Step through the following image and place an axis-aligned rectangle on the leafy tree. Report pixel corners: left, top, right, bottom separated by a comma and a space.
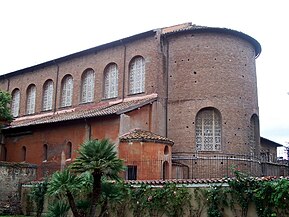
70, 139, 125, 217
29, 180, 48, 217
47, 169, 84, 217
0, 90, 13, 124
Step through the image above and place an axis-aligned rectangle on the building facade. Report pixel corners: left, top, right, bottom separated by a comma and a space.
1, 22, 279, 180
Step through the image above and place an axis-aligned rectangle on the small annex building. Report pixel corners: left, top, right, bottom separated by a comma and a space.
0, 22, 287, 180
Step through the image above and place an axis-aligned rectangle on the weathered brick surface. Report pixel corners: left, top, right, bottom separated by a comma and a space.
0, 26, 262, 179
0, 162, 36, 215
166, 32, 259, 155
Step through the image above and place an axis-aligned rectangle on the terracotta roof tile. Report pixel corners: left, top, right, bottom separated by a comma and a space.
5, 95, 157, 129
119, 128, 174, 145
125, 176, 288, 186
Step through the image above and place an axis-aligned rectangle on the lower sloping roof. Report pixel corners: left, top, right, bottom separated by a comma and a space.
4, 94, 157, 130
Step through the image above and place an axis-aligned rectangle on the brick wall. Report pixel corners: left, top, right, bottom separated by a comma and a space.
165, 32, 260, 155
0, 161, 36, 215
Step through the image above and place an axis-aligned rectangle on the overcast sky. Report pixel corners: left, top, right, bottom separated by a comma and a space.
0, 0, 288, 148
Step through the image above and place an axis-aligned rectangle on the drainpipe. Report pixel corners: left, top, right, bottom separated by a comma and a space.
53, 60, 59, 113
161, 36, 169, 137
6, 77, 10, 92
121, 40, 127, 101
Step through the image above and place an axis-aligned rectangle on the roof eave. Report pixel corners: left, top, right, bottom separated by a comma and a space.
162, 27, 261, 58
0, 29, 157, 79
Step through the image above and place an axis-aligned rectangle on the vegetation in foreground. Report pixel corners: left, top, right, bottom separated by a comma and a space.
28, 139, 289, 217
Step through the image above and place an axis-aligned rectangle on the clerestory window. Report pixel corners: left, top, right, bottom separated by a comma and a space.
11, 88, 20, 117
129, 56, 145, 94
42, 80, 54, 111
26, 84, 36, 115
104, 63, 118, 99
61, 75, 73, 107
81, 69, 95, 103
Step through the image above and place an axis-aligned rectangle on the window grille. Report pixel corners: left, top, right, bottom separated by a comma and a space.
249, 115, 259, 155
129, 57, 145, 94
42, 80, 53, 111
11, 89, 20, 117
196, 108, 221, 151
81, 69, 95, 103
61, 75, 73, 107
26, 85, 36, 115
104, 64, 118, 99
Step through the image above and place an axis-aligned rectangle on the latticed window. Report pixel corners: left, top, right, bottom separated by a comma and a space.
195, 108, 221, 151
42, 80, 54, 111
104, 63, 118, 99
11, 89, 20, 117
81, 69, 95, 103
129, 56, 145, 94
249, 114, 259, 155
26, 85, 36, 115
61, 75, 73, 107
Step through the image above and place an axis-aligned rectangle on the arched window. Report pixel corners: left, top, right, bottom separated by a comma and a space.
66, 142, 72, 159
26, 84, 36, 115
43, 144, 48, 161
195, 108, 221, 151
104, 63, 118, 99
42, 80, 54, 111
163, 161, 169, 180
81, 69, 95, 103
250, 114, 260, 155
11, 88, 20, 117
4, 147, 7, 161
22, 146, 27, 161
129, 56, 145, 94
61, 75, 73, 107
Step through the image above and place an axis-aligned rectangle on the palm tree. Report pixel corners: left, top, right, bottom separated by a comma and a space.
70, 139, 125, 217
47, 169, 84, 217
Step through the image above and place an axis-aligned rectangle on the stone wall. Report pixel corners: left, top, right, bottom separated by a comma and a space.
0, 161, 37, 215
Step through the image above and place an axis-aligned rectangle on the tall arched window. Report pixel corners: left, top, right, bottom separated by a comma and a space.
129, 56, 145, 94
81, 69, 95, 103
250, 114, 260, 155
26, 84, 36, 115
195, 108, 221, 151
11, 88, 20, 117
43, 144, 48, 161
104, 63, 118, 99
22, 146, 27, 161
61, 75, 73, 107
42, 80, 54, 111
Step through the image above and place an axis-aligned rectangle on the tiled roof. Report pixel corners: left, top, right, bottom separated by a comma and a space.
126, 176, 289, 186
119, 129, 174, 145
4, 94, 157, 130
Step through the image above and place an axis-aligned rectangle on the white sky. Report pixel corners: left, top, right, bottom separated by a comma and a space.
0, 0, 288, 148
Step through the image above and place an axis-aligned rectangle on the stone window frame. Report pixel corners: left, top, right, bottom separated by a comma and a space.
80, 69, 95, 103
103, 63, 118, 99
42, 79, 54, 111
60, 74, 73, 107
11, 88, 20, 117
26, 84, 36, 115
128, 56, 145, 95
195, 107, 222, 151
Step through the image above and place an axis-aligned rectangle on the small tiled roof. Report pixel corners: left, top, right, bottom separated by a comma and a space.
4, 95, 157, 130
119, 129, 174, 145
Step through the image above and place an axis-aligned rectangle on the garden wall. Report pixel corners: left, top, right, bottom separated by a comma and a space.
0, 161, 37, 215
21, 183, 259, 217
